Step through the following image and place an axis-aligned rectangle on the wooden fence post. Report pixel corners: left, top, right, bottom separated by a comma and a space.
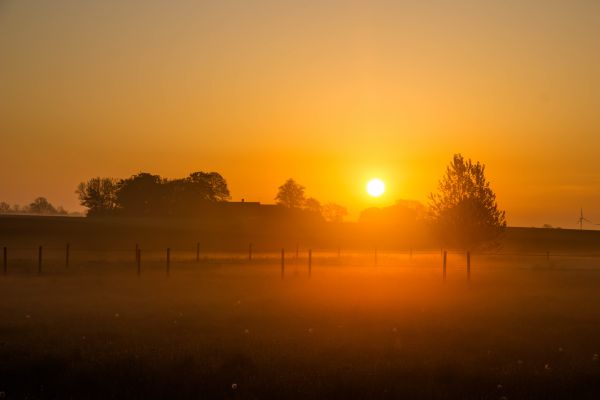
308, 249, 312, 277
137, 248, 141, 276
3, 247, 6, 275
166, 248, 171, 276
280, 248, 285, 279
65, 243, 70, 268
466, 251, 471, 281
443, 250, 447, 281
38, 246, 42, 274
196, 242, 200, 262
135, 244, 139, 263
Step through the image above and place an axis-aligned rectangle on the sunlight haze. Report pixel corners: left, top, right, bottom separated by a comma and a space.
1, 0, 600, 227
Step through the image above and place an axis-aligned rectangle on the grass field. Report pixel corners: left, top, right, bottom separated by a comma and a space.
2, 251, 600, 399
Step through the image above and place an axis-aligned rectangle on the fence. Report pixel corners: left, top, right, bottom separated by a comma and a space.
2, 242, 600, 281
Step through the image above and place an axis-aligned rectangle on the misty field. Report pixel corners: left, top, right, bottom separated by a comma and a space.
2, 251, 600, 399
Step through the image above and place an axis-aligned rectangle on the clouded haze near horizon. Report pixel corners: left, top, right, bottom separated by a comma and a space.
1, 0, 600, 228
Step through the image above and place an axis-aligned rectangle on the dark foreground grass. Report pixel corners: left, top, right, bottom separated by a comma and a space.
1, 257, 600, 399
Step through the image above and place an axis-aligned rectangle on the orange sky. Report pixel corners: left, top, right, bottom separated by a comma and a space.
1, 0, 600, 227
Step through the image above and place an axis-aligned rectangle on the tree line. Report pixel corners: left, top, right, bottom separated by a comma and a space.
275, 178, 348, 222
0, 197, 71, 216
77, 172, 231, 217
73, 152, 508, 249
76, 172, 348, 222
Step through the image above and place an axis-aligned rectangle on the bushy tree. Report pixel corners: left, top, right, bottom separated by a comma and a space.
275, 179, 305, 208
186, 172, 231, 202
116, 173, 166, 216
322, 203, 348, 223
76, 177, 118, 216
304, 197, 322, 215
164, 172, 231, 215
0, 202, 10, 213
28, 197, 57, 214
429, 154, 506, 249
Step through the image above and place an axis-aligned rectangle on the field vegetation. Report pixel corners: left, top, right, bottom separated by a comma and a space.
2, 236, 600, 398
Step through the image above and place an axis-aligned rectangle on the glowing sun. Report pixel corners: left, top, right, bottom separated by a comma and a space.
366, 178, 385, 197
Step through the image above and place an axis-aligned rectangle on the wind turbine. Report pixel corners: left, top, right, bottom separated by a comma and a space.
577, 208, 599, 230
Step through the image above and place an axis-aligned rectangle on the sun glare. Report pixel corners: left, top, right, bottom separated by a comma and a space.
366, 178, 385, 197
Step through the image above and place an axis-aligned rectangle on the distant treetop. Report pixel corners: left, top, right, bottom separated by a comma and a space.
0, 197, 69, 216
275, 179, 306, 209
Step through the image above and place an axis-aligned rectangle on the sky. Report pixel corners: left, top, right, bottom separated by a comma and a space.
1, 0, 600, 228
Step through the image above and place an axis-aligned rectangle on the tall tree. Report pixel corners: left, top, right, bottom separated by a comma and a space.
76, 177, 118, 216
429, 154, 506, 249
275, 179, 305, 208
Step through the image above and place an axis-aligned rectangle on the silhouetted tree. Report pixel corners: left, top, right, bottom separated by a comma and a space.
28, 197, 57, 214
116, 173, 167, 216
304, 197, 322, 215
429, 154, 506, 249
161, 172, 230, 216
0, 202, 9, 213
275, 179, 305, 208
76, 177, 118, 216
322, 203, 348, 223
186, 172, 231, 202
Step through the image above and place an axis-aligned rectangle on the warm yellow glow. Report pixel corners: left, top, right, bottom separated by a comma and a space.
1, 1, 599, 227
366, 179, 385, 197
